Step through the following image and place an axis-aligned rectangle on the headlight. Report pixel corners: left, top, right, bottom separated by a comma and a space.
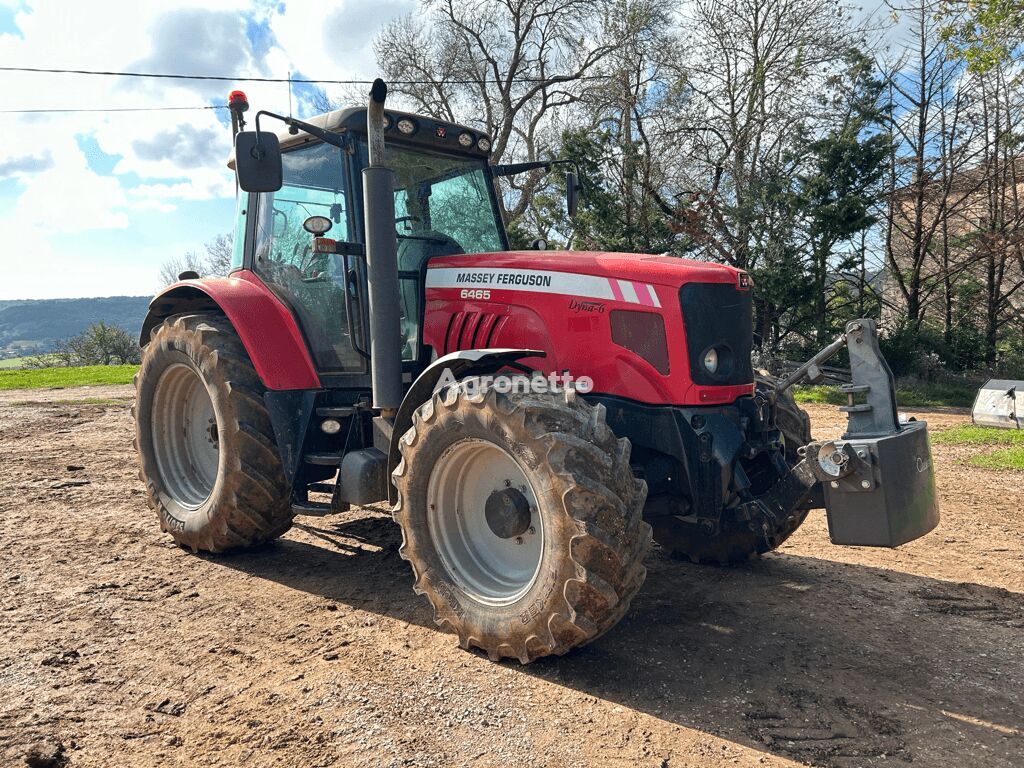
397, 118, 416, 135
458, 131, 474, 148
477, 136, 491, 151
381, 114, 391, 130
703, 347, 719, 374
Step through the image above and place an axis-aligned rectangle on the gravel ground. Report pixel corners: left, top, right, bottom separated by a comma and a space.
0, 385, 1021, 767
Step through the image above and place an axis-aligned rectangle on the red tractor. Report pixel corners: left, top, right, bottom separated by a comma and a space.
134, 81, 939, 663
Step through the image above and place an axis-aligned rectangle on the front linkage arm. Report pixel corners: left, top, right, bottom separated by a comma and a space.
751, 319, 940, 548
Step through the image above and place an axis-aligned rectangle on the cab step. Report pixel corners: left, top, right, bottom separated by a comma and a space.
304, 452, 343, 466
316, 406, 356, 418
308, 482, 337, 494
291, 500, 334, 517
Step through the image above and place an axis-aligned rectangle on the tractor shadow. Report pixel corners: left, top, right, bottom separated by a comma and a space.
218, 509, 1024, 768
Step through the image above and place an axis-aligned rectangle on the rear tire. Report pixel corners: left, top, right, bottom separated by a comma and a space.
133, 313, 294, 552
392, 378, 651, 663
649, 372, 813, 565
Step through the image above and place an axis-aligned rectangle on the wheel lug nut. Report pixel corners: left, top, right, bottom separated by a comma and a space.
515, 536, 523, 545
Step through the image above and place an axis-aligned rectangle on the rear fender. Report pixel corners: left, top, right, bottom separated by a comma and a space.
141, 272, 320, 391
387, 348, 543, 503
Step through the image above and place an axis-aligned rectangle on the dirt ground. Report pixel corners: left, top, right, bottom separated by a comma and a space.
0, 385, 1021, 768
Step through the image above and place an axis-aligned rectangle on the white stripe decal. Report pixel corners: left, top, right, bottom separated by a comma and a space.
617, 279, 638, 304
425, 266, 661, 307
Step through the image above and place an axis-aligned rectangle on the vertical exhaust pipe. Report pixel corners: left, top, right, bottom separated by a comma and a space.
363, 79, 403, 415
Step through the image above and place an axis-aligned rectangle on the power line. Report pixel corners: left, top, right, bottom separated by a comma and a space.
0, 105, 227, 114
0, 64, 604, 85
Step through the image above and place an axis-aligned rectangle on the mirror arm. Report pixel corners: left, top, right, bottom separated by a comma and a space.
490, 159, 581, 179
491, 160, 550, 178
254, 110, 349, 151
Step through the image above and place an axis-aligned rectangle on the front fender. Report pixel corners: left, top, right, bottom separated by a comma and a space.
387, 348, 543, 503
141, 271, 320, 391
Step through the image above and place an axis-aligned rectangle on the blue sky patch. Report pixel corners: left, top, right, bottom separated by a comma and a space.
76, 135, 121, 176
0, 3, 24, 38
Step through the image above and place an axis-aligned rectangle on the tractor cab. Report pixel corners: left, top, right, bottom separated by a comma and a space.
229, 106, 508, 382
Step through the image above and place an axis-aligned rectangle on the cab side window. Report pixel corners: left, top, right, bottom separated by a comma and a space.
253, 143, 362, 373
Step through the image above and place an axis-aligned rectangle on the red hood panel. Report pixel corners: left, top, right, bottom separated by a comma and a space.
428, 251, 743, 288
423, 250, 753, 406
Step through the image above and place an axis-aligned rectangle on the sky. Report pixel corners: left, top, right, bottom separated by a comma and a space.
0, 0, 413, 300
0, 0, 905, 301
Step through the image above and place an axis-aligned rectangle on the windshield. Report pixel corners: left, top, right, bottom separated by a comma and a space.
360, 140, 506, 360
360, 141, 505, 254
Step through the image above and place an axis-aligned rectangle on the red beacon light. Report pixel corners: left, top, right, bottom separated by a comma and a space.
228, 90, 249, 112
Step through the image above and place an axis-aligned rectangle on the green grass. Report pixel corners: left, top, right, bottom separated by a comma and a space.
0, 356, 31, 369
793, 381, 976, 409
0, 364, 138, 391
971, 449, 1024, 471
792, 386, 848, 405
931, 424, 1024, 446
931, 424, 1024, 471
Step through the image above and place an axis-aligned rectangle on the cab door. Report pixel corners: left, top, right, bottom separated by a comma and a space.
252, 142, 366, 374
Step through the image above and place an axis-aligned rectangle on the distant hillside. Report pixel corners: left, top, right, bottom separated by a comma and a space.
0, 296, 151, 356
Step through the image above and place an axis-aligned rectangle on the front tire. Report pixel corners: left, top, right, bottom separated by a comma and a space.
392, 379, 651, 663
133, 313, 294, 552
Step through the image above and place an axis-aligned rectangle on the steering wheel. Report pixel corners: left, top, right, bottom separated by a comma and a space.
395, 215, 421, 231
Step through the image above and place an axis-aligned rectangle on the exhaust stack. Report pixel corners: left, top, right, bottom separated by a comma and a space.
362, 79, 403, 415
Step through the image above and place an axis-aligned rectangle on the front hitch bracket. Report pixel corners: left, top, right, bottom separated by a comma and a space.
765, 319, 940, 547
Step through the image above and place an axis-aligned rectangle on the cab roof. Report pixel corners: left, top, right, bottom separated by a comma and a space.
227, 107, 491, 169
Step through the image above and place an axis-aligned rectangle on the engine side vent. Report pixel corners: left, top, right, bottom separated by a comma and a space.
444, 311, 504, 353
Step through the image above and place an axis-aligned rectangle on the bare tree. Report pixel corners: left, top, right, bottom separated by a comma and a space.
879, 0, 987, 327
28, 322, 140, 368
158, 233, 234, 287
968, 62, 1024, 362
203, 233, 234, 277
570, 0, 684, 251
668, 0, 862, 270
158, 251, 208, 287
375, 0, 618, 220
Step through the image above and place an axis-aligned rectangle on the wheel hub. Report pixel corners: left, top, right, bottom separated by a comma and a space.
484, 487, 532, 539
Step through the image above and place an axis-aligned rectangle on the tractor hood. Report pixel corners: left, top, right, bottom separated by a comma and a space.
422, 249, 754, 406
427, 251, 748, 291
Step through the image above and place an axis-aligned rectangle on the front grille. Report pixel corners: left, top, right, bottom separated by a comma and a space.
679, 282, 753, 386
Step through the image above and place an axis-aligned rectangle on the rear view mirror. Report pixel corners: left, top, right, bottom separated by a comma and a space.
234, 131, 283, 192
566, 171, 580, 219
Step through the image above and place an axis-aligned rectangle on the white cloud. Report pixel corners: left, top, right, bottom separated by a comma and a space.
267, 0, 413, 104
0, 0, 412, 298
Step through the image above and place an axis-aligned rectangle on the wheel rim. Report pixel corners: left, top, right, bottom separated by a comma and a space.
150, 363, 219, 509
426, 439, 544, 606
